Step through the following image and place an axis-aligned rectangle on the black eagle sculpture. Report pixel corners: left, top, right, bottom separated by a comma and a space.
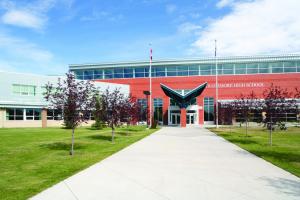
160, 82, 208, 108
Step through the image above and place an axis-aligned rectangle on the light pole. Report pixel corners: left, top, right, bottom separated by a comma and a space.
215, 40, 219, 128
149, 44, 153, 128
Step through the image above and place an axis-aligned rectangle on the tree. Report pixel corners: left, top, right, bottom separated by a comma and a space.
101, 88, 126, 143
262, 84, 296, 145
120, 95, 140, 133
92, 94, 105, 130
232, 91, 261, 136
44, 72, 96, 155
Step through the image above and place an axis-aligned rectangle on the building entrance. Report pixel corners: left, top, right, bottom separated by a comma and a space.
171, 113, 181, 125
186, 111, 197, 125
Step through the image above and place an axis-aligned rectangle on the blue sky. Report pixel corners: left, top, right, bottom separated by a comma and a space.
0, 0, 300, 75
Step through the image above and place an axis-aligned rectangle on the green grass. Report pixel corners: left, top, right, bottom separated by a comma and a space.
0, 126, 158, 200
209, 126, 300, 177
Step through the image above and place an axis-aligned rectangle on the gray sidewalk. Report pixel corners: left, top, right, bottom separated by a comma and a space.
31, 127, 300, 200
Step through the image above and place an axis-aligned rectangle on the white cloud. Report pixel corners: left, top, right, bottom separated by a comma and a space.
216, 0, 236, 8
2, 9, 44, 29
177, 22, 201, 34
192, 0, 300, 56
0, 0, 58, 30
0, 32, 53, 62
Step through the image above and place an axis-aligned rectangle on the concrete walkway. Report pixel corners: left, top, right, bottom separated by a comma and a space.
31, 127, 300, 200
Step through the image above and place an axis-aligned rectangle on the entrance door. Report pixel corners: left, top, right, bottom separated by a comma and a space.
186, 113, 196, 125
171, 113, 181, 125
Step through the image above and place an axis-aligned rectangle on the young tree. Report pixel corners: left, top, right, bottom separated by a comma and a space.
101, 88, 126, 143
232, 91, 261, 136
44, 72, 96, 155
92, 94, 105, 130
262, 84, 296, 145
120, 95, 140, 134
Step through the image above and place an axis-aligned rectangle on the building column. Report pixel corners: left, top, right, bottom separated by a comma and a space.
0, 108, 5, 128
180, 108, 186, 127
198, 108, 204, 125
41, 109, 47, 128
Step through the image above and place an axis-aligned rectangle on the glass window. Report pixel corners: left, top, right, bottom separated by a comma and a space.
270, 62, 283, 73
135, 68, 145, 77
137, 99, 147, 121
104, 69, 113, 79
297, 61, 300, 72
166, 66, 177, 76
217, 65, 222, 75
235, 64, 246, 74
247, 63, 258, 74
259, 63, 270, 73
200, 64, 213, 75
74, 70, 84, 79
189, 65, 199, 76
152, 66, 165, 77
94, 70, 103, 79
177, 66, 188, 76
6, 108, 24, 120
204, 97, 214, 121
113, 68, 124, 78
153, 98, 163, 123
83, 70, 93, 80
12, 84, 36, 96
26, 109, 34, 120
124, 68, 134, 78
283, 61, 297, 73
34, 109, 41, 120
222, 64, 234, 74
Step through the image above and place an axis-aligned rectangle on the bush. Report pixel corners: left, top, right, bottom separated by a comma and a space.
91, 120, 103, 130
151, 120, 158, 129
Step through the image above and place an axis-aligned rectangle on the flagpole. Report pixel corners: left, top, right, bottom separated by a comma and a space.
149, 44, 152, 128
215, 40, 219, 128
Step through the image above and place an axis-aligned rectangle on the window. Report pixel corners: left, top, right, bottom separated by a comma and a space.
270, 62, 283, 73
222, 64, 234, 74
166, 66, 177, 76
200, 64, 214, 75
104, 69, 113, 79
283, 61, 297, 73
204, 97, 214, 121
247, 63, 258, 74
235, 64, 246, 74
83, 70, 93, 80
73, 70, 84, 80
152, 67, 165, 77
259, 63, 269, 73
177, 66, 188, 76
113, 68, 124, 78
26, 109, 41, 120
188, 65, 199, 76
124, 68, 134, 78
6, 108, 24, 120
94, 70, 103, 79
47, 109, 63, 120
153, 98, 163, 123
12, 84, 36, 96
135, 67, 149, 77
137, 99, 147, 121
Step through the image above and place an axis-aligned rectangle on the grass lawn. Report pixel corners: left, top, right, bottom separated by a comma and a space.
0, 126, 158, 200
209, 126, 300, 177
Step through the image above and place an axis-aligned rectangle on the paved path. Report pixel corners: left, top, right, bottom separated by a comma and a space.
31, 127, 300, 200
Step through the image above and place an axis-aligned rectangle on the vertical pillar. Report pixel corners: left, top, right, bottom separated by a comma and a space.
180, 108, 186, 127
0, 108, 5, 128
41, 109, 47, 128
198, 109, 204, 125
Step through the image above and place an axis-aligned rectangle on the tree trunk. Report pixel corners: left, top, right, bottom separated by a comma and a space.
269, 116, 273, 146
112, 125, 115, 144
245, 119, 248, 136
70, 128, 75, 155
